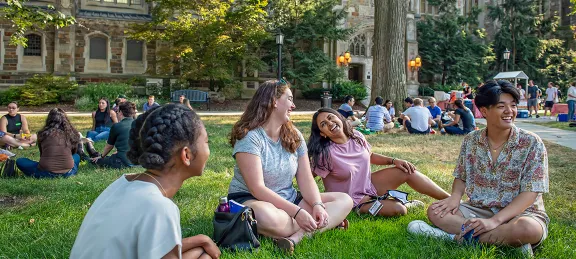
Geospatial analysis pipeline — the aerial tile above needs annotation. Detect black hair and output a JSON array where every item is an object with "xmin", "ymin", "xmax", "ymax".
[
  {"xmin": 404, "ymin": 97, "xmax": 413, "ymax": 104},
  {"xmin": 127, "ymin": 104, "xmax": 203, "ymax": 170},
  {"xmin": 343, "ymin": 95, "xmax": 354, "ymax": 103},
  {"xmin": 115, "ymin": 98, "xmax": 122, "ymax": 106},
  {"xmin": 375, "ymin": 96, "xmax": 383, "ymax": 105},
  {"xmin": 97, "ymin": 97, "xmax": 111, "ymax": 125},
  {"xmin": 384, "ymin": 99, "xmax": 392, "ymax": 106},
  {"xmin": 308, "ymin": 108, "xmax": 364, "ymax": 172},
  {"xmin": 119, "ymin": 101, "xmax": 136, "ymax": 118},
  {"xmin": 454, "ymin": 99, "xmax": 466, "ymax": 109},
  {"xmin": 474, "ymin": 80, "xmax": 520, "ymax": 109},
  {"xmin": 8, "ymin": 101, "xmax": 18, "ymax": 108}
]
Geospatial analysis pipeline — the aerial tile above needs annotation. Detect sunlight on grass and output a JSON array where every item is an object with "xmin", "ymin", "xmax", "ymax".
[{"xmin": 0, "ymin": 115, "xmax": 574, "ymax": 258}]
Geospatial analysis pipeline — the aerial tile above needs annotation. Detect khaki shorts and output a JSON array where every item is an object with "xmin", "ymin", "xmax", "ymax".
[
  {"xmin": 383, "ymin": 122, "xmax": 394, "ymax": 131},
  {"xmin": 459, "ymin": 203, "xmax": 548, "ymax": 247}
]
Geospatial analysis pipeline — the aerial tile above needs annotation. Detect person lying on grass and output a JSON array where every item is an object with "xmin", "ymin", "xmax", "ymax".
[
  {"xmin": 408, "ymin": 80, "xmax": 549, "ymax": 256},
  {"xmin": 228, "ymin": 79, "xmax": 353, "ymax": 255},
  {"xmin": 16, "ymin": 108, "xmax": 81, "ymax": 179},
  {"xmin": 308, "ymin": 108, "xmax": 450, "ymax": 217},
  {"xmin": 71, "ymin": 104, "xmax": 220, "ymax": 259}
]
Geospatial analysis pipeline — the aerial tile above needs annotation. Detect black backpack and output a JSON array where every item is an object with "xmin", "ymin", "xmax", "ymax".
[{"xmin": 0, "ymin": 158, "xmax": 18, "ymax": 178}]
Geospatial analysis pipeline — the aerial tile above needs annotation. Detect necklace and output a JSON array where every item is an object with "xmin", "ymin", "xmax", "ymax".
[
  {"xmin": 133, "ymin": 172, "xmax": 168, "ymax": 197},
  {"xmin": 485, "ymin": 129, "xmax": 509, "ymax": 152}
]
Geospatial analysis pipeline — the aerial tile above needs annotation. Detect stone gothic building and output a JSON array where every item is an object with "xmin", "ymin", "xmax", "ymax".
[{"xmin": 0, "ymin": 0, "xmax": 573, "ymax": 98}]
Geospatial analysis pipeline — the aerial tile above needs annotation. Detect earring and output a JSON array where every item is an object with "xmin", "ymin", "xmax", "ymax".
[{"xmin": 186, "ymin": 161, "xmax": 190, "ymax": 166}]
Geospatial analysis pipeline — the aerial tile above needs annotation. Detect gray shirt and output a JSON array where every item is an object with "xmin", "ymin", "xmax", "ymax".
[{"xmin": 228, "ymin": 127, "xmax": 307, "ymax": 202}]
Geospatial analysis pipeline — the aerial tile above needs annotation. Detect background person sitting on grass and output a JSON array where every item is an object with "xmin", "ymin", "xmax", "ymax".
[
  {"xmin": 408, "ymin": 80, "xmax": 549, "ymax": 256},
  {"xmin": 16, "ymin": 108, "xmax": 81, "ymax": 178},
  {"xmin": 71, "ymin": 104, "xmax": 220, "ymax": 259},
  {"xmin": 365, "ymin": 96, "xmax": 394, "ymax": 132},
  {"xmin": 384, "ymin": 99, "xmax": 396, "ymax": 120},
  {"xmin": 86, "ymin": 97, "xmax": 117, "ymax": 142},
  {"xmin": 439, "ymin": 99, "xmax": 476, "ymax": 135},
  {"xmin": 309, "ymin": 108, "xmax": 450, "ymax": 217},
  {"xmin": 90, "ymin": 102, "xmax": 135, "ymax": 169},
  {"xmin": 228, "ymin": 80, "xmax": 353, "ymax": 255},
  {"xmin": 400, "ymin": 98, "xmax": 434, "ymax": 134},
  {"xmin": 427, "ymin": 97, "xmax": 442, "ymax": 127},
  {"xmin": 0, "ymin": 101, "xmax": 37, "ymax": 145},
  {"xmin": 0, "ymin": 130, "xmax": 35, "ymax": 148},
  {"xmin": 143, "ymin": 95, "xmax": 160, "ymax": 112},
  {"xmin": 337, "ymin": 95, "xmax": 361, "ymax": 127}
]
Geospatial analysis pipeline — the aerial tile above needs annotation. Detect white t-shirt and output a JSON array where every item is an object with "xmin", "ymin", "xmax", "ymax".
[
  {"xmin": 567, "ymin": 86, "xmax": 576, "ymax": 101},
  {"xmin": 545, "ymin": 87, "xmax": 557, "ymax": 102},
  {"xmin": 70, "ymin": 175, "xmax": 182, "ymax": 259},
  {"xmin": 402, "ymin": 106, "xmax": 432, "ymax": 132}
]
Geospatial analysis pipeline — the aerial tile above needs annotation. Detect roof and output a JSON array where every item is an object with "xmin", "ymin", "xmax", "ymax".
[
  {"xmin": 493, "ymin": 71, "xmax": 529, "ymax": 80},
  {"xmin": 77, "ymin": 10, "xmax": 152, "ymax": 21}
]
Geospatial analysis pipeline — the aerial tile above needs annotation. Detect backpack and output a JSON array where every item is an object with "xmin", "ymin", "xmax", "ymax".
[{"xmin": 0, "ymin": 158, "xmax": 18, "ymax": 178}]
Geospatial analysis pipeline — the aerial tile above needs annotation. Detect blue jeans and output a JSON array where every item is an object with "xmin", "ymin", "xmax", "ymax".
[
  {"xmin": 86, "ymin": 126, "xmax": 110, "ymax": 142},
  {"xmin": 16, "ymin": 154, "xmax": 80, "ymax": 179},
  {"xmin": 444, "ymin": 126, "xmax": 470, "ymax": 135},
  {"xmin": 568, "ymin": 100, "xmax": 575, "ymax": 122}
]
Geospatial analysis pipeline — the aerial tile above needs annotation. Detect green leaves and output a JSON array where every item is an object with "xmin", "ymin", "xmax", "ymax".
[{"xmin": 2, "ymin": 0, "xmax": 76, "ymax": 47}]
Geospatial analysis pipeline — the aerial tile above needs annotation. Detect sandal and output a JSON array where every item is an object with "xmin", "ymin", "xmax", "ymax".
[
  {"xmin": 274, "ymin": 237, "xmax": 295, "ymax": 255},
  {"xmin": 336, "ymin": 219, "xmax": 349, "ymax": 230}
]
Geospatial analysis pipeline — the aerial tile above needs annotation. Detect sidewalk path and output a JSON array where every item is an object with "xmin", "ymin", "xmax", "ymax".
[{"xmin": 476, "ymin": 119, "xmax": 576, "ymax": 150}]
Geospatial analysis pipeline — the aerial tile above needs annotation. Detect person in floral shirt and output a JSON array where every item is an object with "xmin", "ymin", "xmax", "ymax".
[{"xmin": 408, "ymin": 80, "xmax": 549, "ymax": 255}]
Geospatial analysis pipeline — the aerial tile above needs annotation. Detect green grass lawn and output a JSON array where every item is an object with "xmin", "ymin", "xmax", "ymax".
[
  {"xmin": 1, "ymin": 115, "xmax": 575, "ymax": 258},
  {"xmin": 525, "ymin": 121, "xmax": 576, "ymax": 132}
]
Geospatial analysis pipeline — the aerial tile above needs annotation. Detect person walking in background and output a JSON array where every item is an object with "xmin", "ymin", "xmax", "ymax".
[
  {"xmin": 365, "ymin": 96, "xmax": 394, "ymax": 132},
  {"xmin": 71, "ymin": 104, "xmax": 220, "ymax": 259},
  {"xmin": 567, "ymin": 82, "xmax": 576, "ymax": 122},
  {"xmin": 86, "ymin": 98, "xmax": 118, "ymax": 142},
  {"xmin": 337, "ymin": 95, "xmax": 361, "ymax": 127},
  {"xmin": 527, "ymin": 80, "xmax": 540, "ymax": 118},
  {"xmin": 0, "ymin": 101, "xmax": 37, "ymax": 144},
  {"xmin": 16, "ymin": 108, "xmax": 81, "ymax": 178},
  {"xmin": 543, "ymin": 82, "xmax": 557, "ymax": 119},
  {"xmin": 143, "ymin": 95, "xmax": 160, "ymax": 112}
]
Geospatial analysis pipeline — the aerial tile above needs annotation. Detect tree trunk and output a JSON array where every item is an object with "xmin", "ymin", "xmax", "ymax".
[{"xmin": 370, "ymin": 0, "xmax": 408, "ymax": 116}]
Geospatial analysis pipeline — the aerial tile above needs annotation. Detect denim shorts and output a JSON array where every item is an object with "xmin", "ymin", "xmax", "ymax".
[{"xmin": 228, "ymin": 191, "xmax": 303, "ymax": 205}]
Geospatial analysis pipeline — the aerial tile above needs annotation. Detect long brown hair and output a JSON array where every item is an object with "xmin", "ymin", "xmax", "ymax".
[{"xmin": 229, "ymin": 80, "xmax": 301, "ymax": 153}]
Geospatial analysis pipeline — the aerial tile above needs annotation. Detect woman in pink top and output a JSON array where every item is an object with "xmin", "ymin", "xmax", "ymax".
[{"xmin": 308, "ymin": 108, "xmax": 450, "ymax": 217}]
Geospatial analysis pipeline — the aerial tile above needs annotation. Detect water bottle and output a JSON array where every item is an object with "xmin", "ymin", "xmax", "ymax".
[{"xmin": 217, "ymin": 196, "xmax": 230, "ymax": 213}]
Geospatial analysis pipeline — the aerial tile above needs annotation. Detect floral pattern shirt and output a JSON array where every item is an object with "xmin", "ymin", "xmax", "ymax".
[{"xmin": 453, "ymin": 126, "xmax": 549, "ymax": 223}]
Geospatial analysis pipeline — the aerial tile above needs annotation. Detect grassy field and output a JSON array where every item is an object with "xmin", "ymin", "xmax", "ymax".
[
  {"xmin": 526, "ymin": 121, "xmax": 576, "ymax": 132},
  {"xmin": 1, "ymin": 115, "xmax": 575, "ymax": 258}
]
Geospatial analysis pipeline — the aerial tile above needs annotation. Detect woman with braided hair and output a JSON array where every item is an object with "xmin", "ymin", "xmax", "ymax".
[
  {"xmin": 71, "ymin": 104, "xmax": 220, "ymax": 259},
  {"xmin": 228, "ymin": 79, "xmax": 353, "ymax": 255}
]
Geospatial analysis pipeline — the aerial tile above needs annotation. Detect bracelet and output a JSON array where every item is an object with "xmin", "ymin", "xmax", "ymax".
[
  {"xmin": 312, "ymin": 202, "xmax": 326, "ymax": 209},
  {"xmin": 293, "ymin": 208, "xmax": 302, "ymax": 219}
]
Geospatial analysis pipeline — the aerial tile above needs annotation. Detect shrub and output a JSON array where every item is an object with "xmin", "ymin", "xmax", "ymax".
[
  {"xmin": 419, "ymin": 85, "xmax": 435, "ymax": 96},
  {"xmin": 76, "ymin": 83, "xmax": 133, "ymax": 111},
  {"xmin": 0, "ymin": 74, "xmax": 78, "ymax": 106},
  {"xmin": 221, "ymin": 81, "xmax": 244, "ymax": 100},
  {"xmin": 332, "ymin": 81, "xmax": 368, "ymax": 101},
  {"xmin": 302, "ymin": 88, "xmax": 331, "ymax": 100}
]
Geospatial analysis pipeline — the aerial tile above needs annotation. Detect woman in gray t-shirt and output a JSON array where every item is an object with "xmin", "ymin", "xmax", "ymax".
[{"xmin": 228, "ymin": 80, "xmax": 353, "ymax": 254}]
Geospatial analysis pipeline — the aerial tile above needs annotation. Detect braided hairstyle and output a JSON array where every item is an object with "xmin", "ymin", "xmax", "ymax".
[{"xmin": 127, "ymin": 104, "xmax": 202, "ymax": 170}]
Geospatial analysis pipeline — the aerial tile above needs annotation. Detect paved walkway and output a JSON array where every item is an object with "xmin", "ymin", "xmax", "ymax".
[{"xmin": 476, "ymin": 119, "xmax": 576, "ymax": 150}]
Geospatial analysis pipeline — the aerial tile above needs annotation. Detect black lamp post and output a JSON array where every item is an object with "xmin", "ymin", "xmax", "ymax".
[
  {"xmin": 503, "ymin": 48, "xmax": 511, "ymax": 72},
  {"xmin": 276, "ymin": 31, "xmax": 284, "ymax": 80}
]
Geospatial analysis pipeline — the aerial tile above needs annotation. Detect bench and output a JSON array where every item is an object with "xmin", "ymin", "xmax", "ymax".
[{"xmin": 171, "ymin": 89, "xmax": 210, "ymax": 110}]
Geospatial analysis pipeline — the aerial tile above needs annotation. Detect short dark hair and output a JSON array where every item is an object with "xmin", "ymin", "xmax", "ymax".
[
  {"xmin": 454, "ymin": 99, "xmax": 466, "ymax": 109},
  {"xmin": 119, "ymin": 101, "xmax": 136, "ymax": 118},
  {"xmin": 375, "ymin": 96, "xmax": 383, "ymax": 105},
  {"xmin": 128, "ymin": 104, "xmax": 203, "ymax": 170},
  {"xmin": 474, "ymin": 80, "xmax": 520, "ymax": 109},
  {"xmin": 344, "ymin": 95, "xmax": 354, "ymax": 103},
  {"xmin": 404, "ymin": 97, "xmax": 413, "ymax": 104}
]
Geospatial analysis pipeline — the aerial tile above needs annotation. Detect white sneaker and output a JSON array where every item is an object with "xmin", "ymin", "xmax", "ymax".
[
  {"xmin": 405, "ymin": 200, "xmax": 425, "ymax": 210},
  {"xmin": 407, "ymin": 220, "xmax": 454, "ymax": 240},
  {"xmin": 519, "ymin": 243, "xmax": 534, "ymax": 257},
  {"xmin": 550, "ymin": 116, "xmax": 555, "ymax": 120}
]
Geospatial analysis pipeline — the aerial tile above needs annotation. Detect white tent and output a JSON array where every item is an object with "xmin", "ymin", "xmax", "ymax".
[{"xmin": 494, "ymin": 71, "xmax": 529, "ymax": 107}]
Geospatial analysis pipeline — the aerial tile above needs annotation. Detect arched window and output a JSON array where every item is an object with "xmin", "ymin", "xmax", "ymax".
[
  {"xmin": 24, "ymin": 34, "xmax": 41, "ymax": 56},
  {"xmin": 349, "ymin": 33, "xmax": 368, "ymax": 56},
  {"xmin": 90, "ymin": 36, "xmax": 107, "ymax": 59}
]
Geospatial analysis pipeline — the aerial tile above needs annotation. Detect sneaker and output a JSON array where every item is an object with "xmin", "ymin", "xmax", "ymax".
[
  {"xmin": 519, "ymin": 243, "xmax": 534, "ymax": 257},
  {"xmin": 528, "ymin": 115, "xmax": 533, "ymax": 118},
  {"xmin": 407, "ymin": 220, "xmax": 454, "ymax": 240},
  {"xmin": 536, "ymin": 115, "xmax": 540, "ymax": 118},
  {"xmin": 405, "ymin": 200, "xmax": 425, "ymax": 210},
  {"xmin": 550, "ymin": 116, "xmax": 555, "ymax": 120}
]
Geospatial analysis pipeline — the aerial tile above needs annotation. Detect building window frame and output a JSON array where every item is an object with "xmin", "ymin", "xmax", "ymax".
[
  {"xmin": 83, "ymin": 31, "xmax": 111, "ymax": 73},
  {"xmin": 122, "ymin": 38, "xmax": 147, "ymax": 74},
  {"xmin": 16, "ymin": 32, "xmax": 46, "ymax": 72}
]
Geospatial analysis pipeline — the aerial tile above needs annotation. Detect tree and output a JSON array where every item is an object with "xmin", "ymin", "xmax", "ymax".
[
  {"xmin": 538, "ymin": 39, "xmax": 576, "ymax": 97},
  {"xmin": 129, "ymin": 0, "xmax": 269, "ymax": 91},
  {"xmin": 1, "ymin": 0, "xmax": 76, "ymax": 46},
  {"xmin": 371, "ymin": 0, "xmax": 407, "ymax": 114},
  {"xmin": 417, "ymin": 0, "xmax": 493, "ymax": 86}
]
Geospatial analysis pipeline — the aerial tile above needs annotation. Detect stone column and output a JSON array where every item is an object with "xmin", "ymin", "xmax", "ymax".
[
  {"xmin": 53, "ymin": 0, "xmax": 75, "ymax": 74},
  {"xmin": 405, "ymin": 13, "xmax": 419, "ymax": 97}
]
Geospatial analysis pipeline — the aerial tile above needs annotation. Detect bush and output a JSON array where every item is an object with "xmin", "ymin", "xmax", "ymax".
[
  {"xmin": 0, "ymin": 74, "xmax": 79, "ymax": 106},
  {"xmin": 332, "ymin": 81, "xmax": 368, "ymax": 101},
  {"xmin": 419, "ymin": 85, "xmax": 435, "ymax": 96},
  {"xmin": 302, "ymin": 88, "xmax": 331, "ymax": 100},
  {"xmin": 76, "ymin": 83, "xmax": 133, "ymax": 111},
  {"xmin": 221, "ymin": 81, "xmax": 243, "ymax": 100}
]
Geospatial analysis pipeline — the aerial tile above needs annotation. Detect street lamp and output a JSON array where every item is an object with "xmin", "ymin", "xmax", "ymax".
[
  {"xmin": 503, "ymin": 48, "xmax": 511, "ymax": 72},
  {"xmin": 409, "ymin": 56, "xmax": 422, "ymax": 80},
  {"xmin": 337, "ymin": 51, "xmax": 352, "ymax": 67},
  {"xmin": 276, "ymin": 31, "xmax": 284, "ymax": 80}
]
